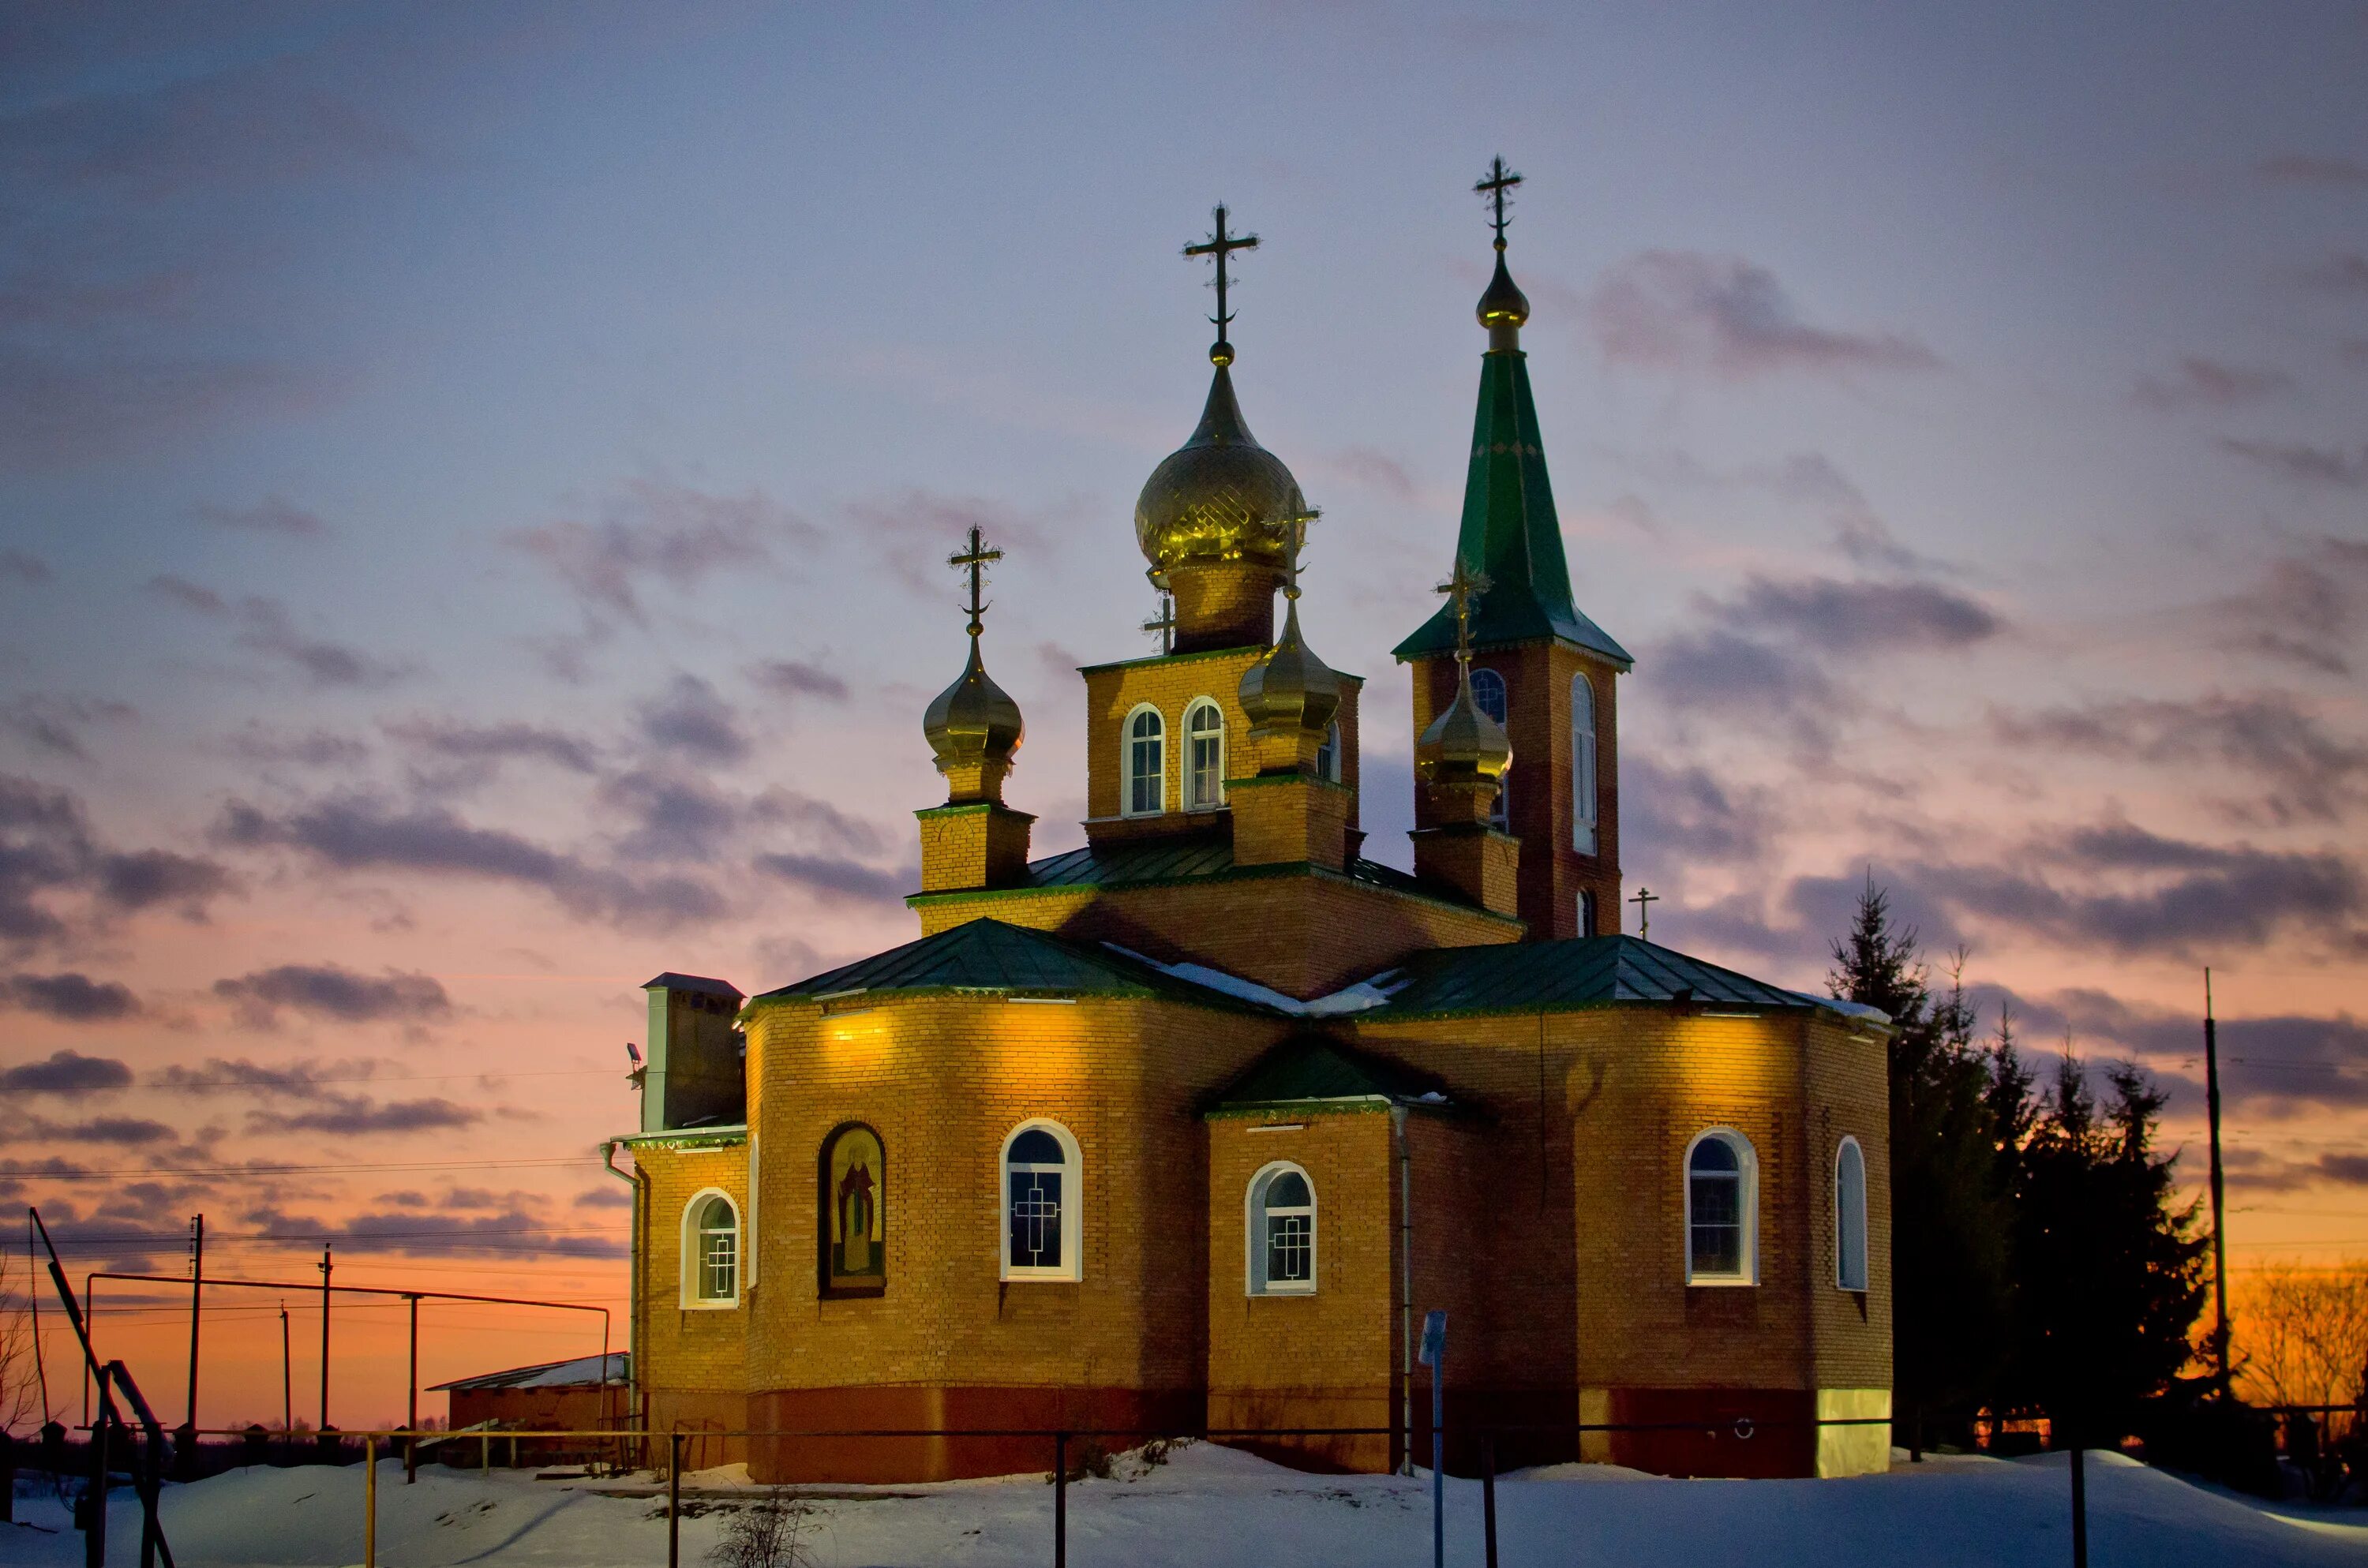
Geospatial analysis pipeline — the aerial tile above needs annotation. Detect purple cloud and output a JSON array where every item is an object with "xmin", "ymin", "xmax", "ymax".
[
  {"xmin": 510, "ymin": 476, "xmax": 815, "ymax": 623},
  {"xmin": 747, "ymin": 659, "xmax": 851, "ymax": 704},
  {"xmin": 2220, "ymin": 438, "xmax": 2368, "ymax": 488},
  {"xmin": 193, "ymin": 495, "xmax": 331, "ymax": 538},
  {"xmin": 1590, "ymin": 250, "xmax": 1943, "ymax": 379},
  {"xmin": 1, "ymin": 971, "xmax": 141, "ymax": 1021},
  {"xmin": 2131, "ymin": 357, "xmax": 2293, "ymax": 411},
  {"xmin": 0, "ymin": 1048, "xmax": 133, "ymax": 1095},
  {"xmin": 212, "ymin": 962, "xmax": 452, "ymax": 1026}
]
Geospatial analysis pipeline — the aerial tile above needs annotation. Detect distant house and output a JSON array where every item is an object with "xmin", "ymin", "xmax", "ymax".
[{"xmin": 430, "ymin": 1353, "xmax": 628, "ymax": 1460}]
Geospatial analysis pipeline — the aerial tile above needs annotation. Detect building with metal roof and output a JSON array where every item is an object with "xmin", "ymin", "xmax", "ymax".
[{"xmin": 616, "ymin": 177, "xmax": 1893, "ymax": 1489}]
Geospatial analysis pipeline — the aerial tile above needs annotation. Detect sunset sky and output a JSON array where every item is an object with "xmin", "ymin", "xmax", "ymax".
[{"xmin": 4, "ymin": 2, "xmax": 2365, "ymax": 1430}]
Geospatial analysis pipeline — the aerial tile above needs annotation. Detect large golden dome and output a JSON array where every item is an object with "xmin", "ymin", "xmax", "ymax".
[{"xmin": 1134, "ymin": 364, "xmax": 1309, "ymax": 578}]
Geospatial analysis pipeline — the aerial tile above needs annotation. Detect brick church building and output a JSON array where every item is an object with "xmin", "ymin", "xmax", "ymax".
[{"xmin": 615, "ymin": 175, "xmax": 1893, "ymax": 1484}]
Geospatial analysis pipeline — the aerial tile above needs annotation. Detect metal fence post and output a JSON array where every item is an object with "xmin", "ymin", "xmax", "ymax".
[
  {"xmin": 669, "ymin": 1431, "xmax": 682, "ymax": 1568},
  {"xmin": 365, "ymin": 1433, "xmax": 377, "ymax": 1568},
  {"xmin": 1482, "ymin": 1429, "xmax": 1498, "ymax": 1568},
  {"xmin": 87, "ymin": 1369, "xmax": 109, "ymax": 1568},
  {"xmin": 1054, "ymin": 1431, "xmax": 1067, "ymax": 1568},
  {"xmin": 2068, "ymin": 1439, "xmax": 2087, "ymax": 1568}
]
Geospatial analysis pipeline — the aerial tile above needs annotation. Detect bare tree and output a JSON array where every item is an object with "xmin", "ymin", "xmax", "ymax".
[
  {"xmin": 2, "ymin": 1241, "xmax": 46, "ymax": 1435},
  {"xmin": 2235, "ymin": 1261, "xmax": 2368, "ymax": 1411}
]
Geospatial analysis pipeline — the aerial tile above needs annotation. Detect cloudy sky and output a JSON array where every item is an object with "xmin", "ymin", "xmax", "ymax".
[{"xmin": 3, "ymin": 2, "xmax": 2365, "ymax": 1426}]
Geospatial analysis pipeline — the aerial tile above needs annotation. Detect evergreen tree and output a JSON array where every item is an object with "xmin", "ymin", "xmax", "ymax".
[
  {"xmin": 2003, "ymin": 1051, "xmax": 2209, "ymax": 1440},
  {"xmin": 1828, "ymin": 877, "xmax": 2017, "ymax": 1439}
]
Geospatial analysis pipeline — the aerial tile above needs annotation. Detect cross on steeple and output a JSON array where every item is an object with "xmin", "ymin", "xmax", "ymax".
[
  {"xmin": 948, "ymin": 524, "xmax": 1002, "ymax": 638},
  {"xmin": 1436, "ymin": 554, "xmax": 1493, "ymax": 672},
  {"xmin": 1141, "ymin": 592, "xmax": 1176, "ymax": 654},
  {"xmin": 1475, "ymin": 156, "xmax": 1523, "ymax": 250},
  {"xmin": 1183, "ymin": 203, "xmax": 1260, "ymax": 364},
  {"xmin": 1629, "ymin": 886, "xmax": 1658, "ymax": 942},
  {"xmin": 1280, "ymin": 511, "xmax": 1317, "ymax": 603}
]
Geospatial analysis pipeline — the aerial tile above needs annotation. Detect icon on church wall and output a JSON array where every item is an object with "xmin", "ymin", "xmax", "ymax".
[{"xmin": 819, "ymin": 1123, "xmax": 886, "ymax": 1297}]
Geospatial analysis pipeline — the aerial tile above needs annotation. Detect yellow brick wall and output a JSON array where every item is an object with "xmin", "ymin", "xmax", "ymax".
[
  {"xmin": 1081, "ymin": 649, "xmax": 1363, "ymax": 836},
  {"xmin": 736, "ymin": 994, "xmax": 1291, "ymax": 1401},
  {"xmin": 633, "ymin": 1143, "xmax": 753, "ymax": 1442}
]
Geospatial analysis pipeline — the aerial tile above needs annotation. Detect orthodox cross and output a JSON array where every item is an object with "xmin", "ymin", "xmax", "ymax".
[
  {"xmin": 948, "ymin": 524, "xmax": 1001, "ymax": 638},
  {"xmin": 1280, "ymin": 511, "xmax": 1317, "ymax": 603},
  {"xmin": 1436, "ymin": 554, "xmax": 1493, "ymax": 672},
  {"xmin": 1629, "ymin": 886, "xmax": 1658, "ymax": 942},
  {"xmin": 1184, "ymin": 204, "xmax": 1259, "ymax": 359},
  {"xmin": 1475, "ymin": 156, "xmax": 1522, "ymax": 249},
  {"xmin": 1141, "ymin": 592, "xmax": 1176, "ymax": 654}
]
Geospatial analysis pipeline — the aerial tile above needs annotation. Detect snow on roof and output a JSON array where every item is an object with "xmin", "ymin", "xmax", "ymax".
[
  {"xmin": 1100, "ymin": 945, "xmax": 1409, "ymax": 1017},
  {"xmin": 429, "ymin": 1351, "xmax": 628, "ymax": 1392}
]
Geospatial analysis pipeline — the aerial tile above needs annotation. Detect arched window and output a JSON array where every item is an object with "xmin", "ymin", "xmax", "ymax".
[
  {"xmin": 1123, "ymin": 706, "xmax": 1165, "ymax": 818},
  {"xmin": 683, "ymin": 1191, "xmax": 740, "ymax": 1308},
  {"xmin": 1684, "ymin": 1130, "xmax": 1757, "ymax": 1285},
  {"xmin": 1001, "ymin": 1121, "xmax": 1082, "ymax": 1281},
  {"xmin": 1470, "ymin": 668, "xmax": 1509, "ymax": 828},
  {"xmin": 819, "ymin": 1123, "xmax": 886, "ymax": 1297},
  {"xmin": 1835, "ymin": 1136, "xmax": 1868, "ymax": 1292},
  {"xmin": 1572, "ymin": 672, "xmax": 1598, "ymax": 855},
  {"xmin": 1579, "ymin": 888, "xmax": 1598, "ymax": 937},
  {"xmin": 1315, "ymin": 720, "xmax": 1341, "ymax": 783},
  {"xmin": 1184, "ymin": 698, "xmax": 1225, "ymax": 810},
  {"xmin": 1246, "ymin": 1162, "xmax": 1317, "ymax": 1295}
]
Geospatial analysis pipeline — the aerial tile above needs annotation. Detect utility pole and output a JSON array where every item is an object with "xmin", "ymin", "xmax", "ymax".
[
  {"xmin": 279, "ymin": 1303, "xmax": 292, "ymax": 1435},
  {"xmin": 317, "ymin": 1244, "xmax": 332, "ymax": 1434},
  {"xmin": 2205, "ymin": 967, "xmax": 2231, "ymax": 1395},
  {"xmin": 406, "ymin": 1294, "xmax": 420, "ymax": 1484},
  {"xmin": 185, "ymin": 1214, "xmax": 203, "ymax": 1424}
]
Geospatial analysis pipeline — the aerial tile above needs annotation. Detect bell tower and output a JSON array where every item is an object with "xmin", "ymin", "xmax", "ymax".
[{"xmin": 1394, "ymin": 159, "xmax": 1631, "ymax": 941}]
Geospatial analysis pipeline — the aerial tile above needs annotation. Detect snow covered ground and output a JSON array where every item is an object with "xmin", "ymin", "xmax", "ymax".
[{"xmin": 7, "ymin": 1442, "xmax": 2364, "ymax": 1566}]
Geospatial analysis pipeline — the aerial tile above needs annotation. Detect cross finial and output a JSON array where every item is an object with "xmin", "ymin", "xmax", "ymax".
[
  {"xmin": 948, "ymin": 524, "xmax": 1002, "ymax": 638},
  {"xmin": 1475, "ymin": 156, "xmax": 1523, "ymax": 251},
  {"xmin": 1183, "ymin": 203, "xmax": 1260, "ymax": 365},
  {"xmin": 1141, "ymin": 591, "xmax": 1177, "ymax": 654},
  {"xmin": 1280, "ymin": 511, "xmax": 1317, "ymax": 603},
  {"xmin": 1629, "ymin": 886, "xmax": 1658, "ymax": 942},
  {"xmin": 1436, "ymin": 554, "xmax": 1493, "ymax": 672}
]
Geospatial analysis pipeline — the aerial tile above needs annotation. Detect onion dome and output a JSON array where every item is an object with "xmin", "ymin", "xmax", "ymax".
[
  {"xmin": 1415, "ymin": 666, "xmax": 1512, "ymax": 788},
  {"xmin": 1134, "ymin": 363, "xmax": 1309, "ymax": 579},
  {"xmin": 1238, "ymin": 598, "xmax": 1342, "ymax": 740},
  {"xmin": 1477, "ymin": 247, "xmax": 1530, "ymax": 332},
  {"xmin": 922, "ymin": 635, "xmax": 1024, "ymax": 803}
]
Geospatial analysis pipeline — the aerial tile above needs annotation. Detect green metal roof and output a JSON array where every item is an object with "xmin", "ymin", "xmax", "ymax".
[
  {"xmin": 748, "ymin": 917, "xmax": 1265, "ymax": 1011},
  {"xmin": 1016, "ymin": 837, "xmax": 1433, "ymax": 900},
  {"xmin": 1208, "ymin": 1034, "xmax": 1452, "ymax": 1113},
  {"xmin": 1360, "ymin": 934, "xmax": 1812, "ymax": 1019},
  {"xmin": 1393, "ymin": 346, "xmax": 1631, "ymax": 668}
]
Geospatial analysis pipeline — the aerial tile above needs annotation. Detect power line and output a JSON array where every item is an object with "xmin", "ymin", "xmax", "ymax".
[{"xmin": 4, "ymin": 1154, "xmax": 606, "ymax": 1181}]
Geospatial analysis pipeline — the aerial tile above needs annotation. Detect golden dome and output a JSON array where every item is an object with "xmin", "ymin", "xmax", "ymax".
[
  {"xmin": 922, "ymin": 636, "xmax": 1023, "ymax": 797},
  {"xmin": 1415, "ymin": 666, "xmax": 1512, "ymax": 786},
  {"xmin": 1135, "ymin": 365, "xmax": 1310, "ymax": 577},
  {"xmin": 1238, "ymin": 599, "xmax": 1342, "ymax": 740},
  {"xmin": 1477, "ymin": 247, "xmax": 1529, "ymax": 331}
]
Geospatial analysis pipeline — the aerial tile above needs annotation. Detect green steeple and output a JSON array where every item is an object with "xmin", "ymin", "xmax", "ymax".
[{"xmin": 1395, "ymin": 218, "xmax": 1630, "ymax": 668}]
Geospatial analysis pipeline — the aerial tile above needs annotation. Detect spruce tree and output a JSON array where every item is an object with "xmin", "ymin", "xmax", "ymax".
[{"xmin": 1829, "ymin": 877, "xmax": 2016, "ymax": 1442}]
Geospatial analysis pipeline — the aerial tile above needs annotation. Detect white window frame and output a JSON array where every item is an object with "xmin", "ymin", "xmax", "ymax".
[
  {"xmin": 1315, "ymin": 719, "xmax": 1342, "ymax": 783},
  {"xmin": 1471, "ymin": 668, "xmax": 1509, "ymax": 829},
  {"xmin": 999, "ymin": 1118, "xmax": 1083, "ymax": 1282},
  {"xmin": 1122, "ymin": 704, "xmax": 1166, "ymax": 818},
  {"xmin": 680, "ymin": 1188, "xmax": 742, "ymax": 1309},
  {"xmin": 1683, "ymin": 1128, "xmax": 1758, "ymax": 1286},
  {"xmin": 1183, "ymin": 697, "xmax": 1226, "ymax": 811},
  {"xmin": 1835, "ymin": 1136, "xmax": 1869, "ymax": 1293},
  {"xmin": 1572, "ymin": 672, "xmax": 1598, "ymax": 855},
  {"xmin": 1245, "ymin": 1161, "xmax": 1317, "ymax": 1296}
]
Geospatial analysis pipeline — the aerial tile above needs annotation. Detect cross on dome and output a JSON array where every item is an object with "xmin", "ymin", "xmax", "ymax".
[
  {"xmin": 1475, "ymin": 156, "xmax": 1523, "ymax": 250},
  {"xmin": 949, "ymin": 524, "xmax": 1002, "ymax": 638},
  {"xmin": 1436, "ymin": 554, "xmax": 1493, "ymax": 672},
  {"xmin": 1183, "ymin": 204, "xmax": 1260, "ymax": 366}
]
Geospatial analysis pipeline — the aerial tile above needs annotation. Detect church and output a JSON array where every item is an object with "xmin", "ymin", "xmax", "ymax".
[{"xmin": 613, "ymin": 167, "xmax": 1893, "ymax": 1484}]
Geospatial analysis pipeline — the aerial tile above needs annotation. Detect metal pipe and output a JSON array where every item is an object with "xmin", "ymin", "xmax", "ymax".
[
  {"xmin": 280, "ymin": 1303, "xmax": 291, "ymax": 1435},
  {"xmin": 668, "ymin": 1431, "xmax": 682, "ymax": 1568},
  {"xmin": 365, "ymin": 1434, "xmax": 377, "ymax": 1568},
  {"xmin": 1054, "ymin": 1431, "xmax": 1067, "ymax": 1568},
  {"xmin": 1395, "ymin": 1106, "xmax": 1413, "ymax": 1476},
  {"xmin": 184, "ymin": 1214, "xmax": 203, "ymax": 1431},
  {"xmin": 604, "ymin": 1139, "xmax": 643, "ymax": 1453},
  {"xmin": 2205, "ymin": 968, "xmax": 2230, "ymax": 1394},
  {"xmin": 406, "ymin": 1296, "xmax": 419, "ymax": 1484},
  {"xmin": 1482, "ymin": 1431, "xmax": 1498, "ymax": 1568},
  {"xmin": 318, "ymin": 1244, "xmax": 332, "ymax": 1434}
]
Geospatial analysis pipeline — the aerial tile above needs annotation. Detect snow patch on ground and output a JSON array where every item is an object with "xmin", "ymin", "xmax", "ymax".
[{"xmin": 9, "ymin": 1443, "xmax": 2366, "ymax": 1566}]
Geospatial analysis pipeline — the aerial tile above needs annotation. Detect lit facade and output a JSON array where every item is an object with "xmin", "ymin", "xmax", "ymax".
[{"xmin": 619, "ymin": 192, "xmax": 1893, "ymax": 1483}]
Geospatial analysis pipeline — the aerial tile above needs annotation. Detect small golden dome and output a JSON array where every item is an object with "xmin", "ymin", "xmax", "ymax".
[
  {"xmin": 922, "ymin": 636, "xmax": 1023, "ymax": 789},
  {"xmin": 1135, "ymin": 365, "xmax": 1309, "ymax": 577},
  {"xmin": 1238, "ymin": 599, "xmax": 1342, "ymax": 739},
  {"xmin": 1477, "ymin": 247, "xmax": 1530, "ymax": 331},
  {"xmin": 1415, "ymin": 667, "xmax": 1512, "ymax": 785}
]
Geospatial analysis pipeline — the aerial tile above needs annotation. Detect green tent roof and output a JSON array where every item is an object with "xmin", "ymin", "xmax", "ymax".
[
  {"xmin": 1208, "ymin": 1034, "xmax": 1452, "ymax": 1113},
  {"xmin": 1393, "ymin": 346, "xmax": 1630, "ymax": 668},
  {"xmin": 1360, "ymin": 934, "xmax": 1814, "ymax": 1018},
  {"xmin": 749, "ymin": 918, "xmax": 1263, "ymax": 1011}
]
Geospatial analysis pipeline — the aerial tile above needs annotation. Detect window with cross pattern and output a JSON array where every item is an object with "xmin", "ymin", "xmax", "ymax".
[{"xmin": 1002, "ymin": 1121, "xmax": 1081, "ymax": 1280}]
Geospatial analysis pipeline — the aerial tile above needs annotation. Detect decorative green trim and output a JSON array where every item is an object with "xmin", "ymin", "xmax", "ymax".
[
  {"xmin": 619, "ymin": 1125, "xmax": 748, "ymax": 1149},
  {"xmin": 1079, "ymin": 645, "xmax": 1369, "ymax": 683},
  {"xmin": 904, "ymin": 856, "xmax": 1523, "ymax": 929},
  {"xmin": 1223, "ymin": 772, "xmax": 1353, "ymax": 794},
  {"xmin": 913, "ymin": 802, "xmax": 1037, "ymax": 823}
]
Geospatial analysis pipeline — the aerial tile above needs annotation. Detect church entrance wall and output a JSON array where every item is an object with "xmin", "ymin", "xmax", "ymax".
[{"xmin": 748, "ymin": 1385, "xmax": 1205, "ymax": 1484}]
